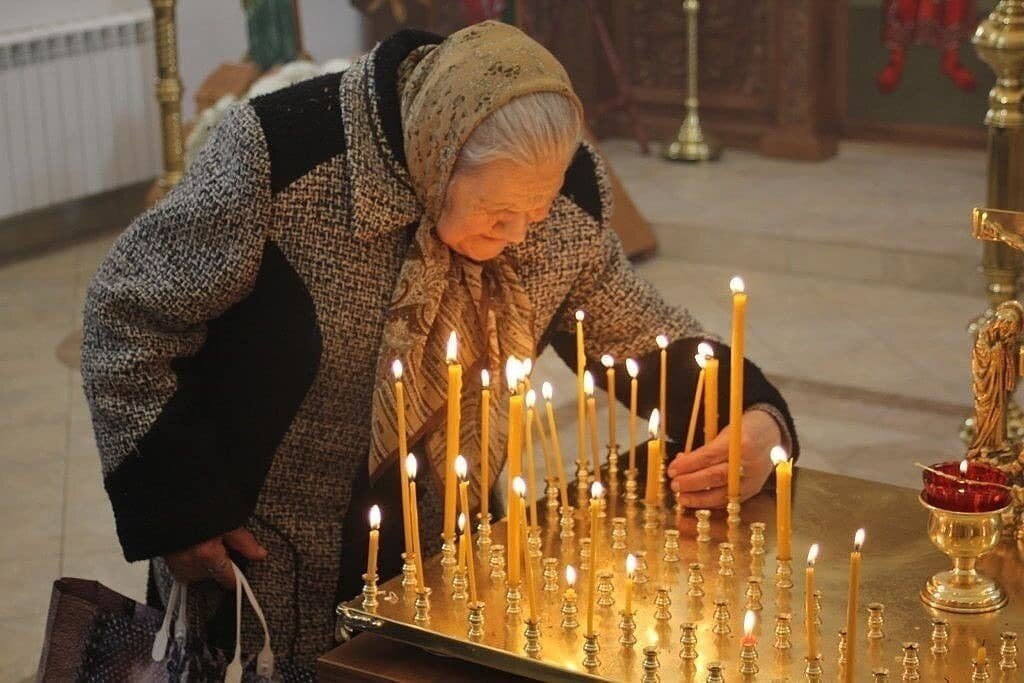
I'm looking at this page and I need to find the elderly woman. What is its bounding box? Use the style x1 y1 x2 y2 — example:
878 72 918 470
82 22 795 676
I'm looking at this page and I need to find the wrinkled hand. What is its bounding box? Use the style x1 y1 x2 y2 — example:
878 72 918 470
164 527 267 589
666 410 782 509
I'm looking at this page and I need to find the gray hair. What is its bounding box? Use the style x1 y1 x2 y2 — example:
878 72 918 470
455 92 582 172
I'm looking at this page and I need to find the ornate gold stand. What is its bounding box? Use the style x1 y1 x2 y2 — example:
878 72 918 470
149 0 185 202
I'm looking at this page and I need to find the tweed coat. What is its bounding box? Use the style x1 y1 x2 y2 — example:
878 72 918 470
81 29 796 672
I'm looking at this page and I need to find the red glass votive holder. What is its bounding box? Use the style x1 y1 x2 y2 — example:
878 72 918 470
922 461 1010 513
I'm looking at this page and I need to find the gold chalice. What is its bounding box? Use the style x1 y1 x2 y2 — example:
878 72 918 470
920 494 1010 614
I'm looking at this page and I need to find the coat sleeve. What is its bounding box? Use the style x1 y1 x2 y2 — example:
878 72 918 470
543 145 798 460
81 103 273 561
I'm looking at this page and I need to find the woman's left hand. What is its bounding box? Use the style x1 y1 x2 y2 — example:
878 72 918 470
665 410 782 509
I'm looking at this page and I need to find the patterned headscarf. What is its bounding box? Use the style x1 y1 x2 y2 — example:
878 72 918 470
367 21 583 511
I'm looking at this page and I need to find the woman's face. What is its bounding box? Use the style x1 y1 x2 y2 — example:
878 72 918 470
436 158 567 261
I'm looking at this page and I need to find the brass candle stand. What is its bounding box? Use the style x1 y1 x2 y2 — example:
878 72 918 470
1001 630 1018 670
401 552 417 588
477 512 493 550
524 618 542 657
618 609 637 646
362 572 379 611
440 536 457 568
468 600 485 639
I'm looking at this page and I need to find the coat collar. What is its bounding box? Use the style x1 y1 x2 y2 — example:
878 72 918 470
342 30 443 240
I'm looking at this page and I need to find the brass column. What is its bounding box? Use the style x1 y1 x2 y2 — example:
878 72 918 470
151 0 184 198
662 0 720 162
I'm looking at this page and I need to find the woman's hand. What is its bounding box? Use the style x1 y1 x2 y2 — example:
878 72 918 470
665 410 782 509
164 527 268 589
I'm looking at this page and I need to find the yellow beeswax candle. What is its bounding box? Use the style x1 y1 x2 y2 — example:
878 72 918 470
455 455 477 603
806 543 819 658
366 505 381 580
405 454 425 590
515 479 538 622
845 529 865 683
772 446 792 561
584 370 601 483
656 334 669 447
575 311 587 478
703 352 719 444
624 553 637 614
444 332 462 543
542 382 570 511
728 277 746 499
506 358 524 586
626 359 639 473
684 347 712 454
479 369 490 522
586 481 604 636
392 360 412 555
525 390 539 529
601 354 617 448
645 410 662 505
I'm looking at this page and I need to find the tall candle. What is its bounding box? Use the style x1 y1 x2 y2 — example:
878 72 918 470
455 455 478 603
405 454 425 590
532 405 557 487
506 358 524 587
703 352 719 444
601 354 617 448
366 504 381 580
626 359 639 473
624 553 637 614
684 349 710 454
392 360 412 555
457 512 467 571
805 543 820 658
479 369 490 522
525 390 539 529
565 564 577 605
644 410 662 505
444 332 462 543
584 370 601 483
728 277 747 499
844 529 865 683
515 478 539 622
656 334 669 447
542 382 570 511
586 481 604 636
521 357 533 395
575 311 587 478
742 610 756 646
772 446 792 561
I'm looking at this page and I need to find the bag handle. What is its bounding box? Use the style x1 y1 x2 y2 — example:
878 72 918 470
225 562 275 682
150 581 180 662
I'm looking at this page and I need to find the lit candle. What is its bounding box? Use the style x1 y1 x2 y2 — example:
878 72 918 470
683 345 712 454
805 543 820 658
444 332 462 544
514 477 539 622
575 311 587 479
586 481 604 636
565 564 577 614
626 359 639 473
455 455 478 603
525 390 540 529
656 334 669 447
542 382 570 511
644 409 662 505
977 644 988 665
522 357 533 394
624 553 637 614
506 358 524 587
584 370 601 483
703 350 719 444
772 446 792 561
392 360 412 556
480 369 490 523
457 511 467 571
601 354 617 448
844 528 865 683
742 609 756 646
406 454 425 590
728 276 746 500
366 504 381 580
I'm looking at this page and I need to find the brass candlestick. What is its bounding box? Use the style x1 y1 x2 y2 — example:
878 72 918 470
545 480 559 511
441 536 457 568
619 609 637 646
612 517 627 550
706 662 725 682
361 572 379 611
749 522 766 556
837 628 848 667
634 550 651 593
641 645 660 682
871 668 889 682
663 529 681 564
726 498 741 526
476 512 493 551
559 505 576 539
920 495 1010 613
654 586 673 621
505 583 523 615
467 600 485 639
561 588 579 629
773 613 792 650
972 659 992 681
488 544 506 582
901 642 921 681
712 599 731 635
401 552 417 589
696 509 712 542
718 542 735 576
1001 630 1019 669
804 654 824 681
451 566 468 601
662 0 721 162
149 0 184 200
625 468 638 502
523 618 541 657
597 572 615 608
527 526 542 559
413 587 431 622
687 562 706 597
580 538 592 571
679 622 699 660
866 602 884 639
582 632 600 669
607 444 620 479
930 618 950 655
643 502 660 530
744 576 763 611
542 557 559 592
774 558 794 589
739 637 759 675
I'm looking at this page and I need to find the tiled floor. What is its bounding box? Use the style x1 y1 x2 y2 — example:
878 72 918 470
0 140 986 680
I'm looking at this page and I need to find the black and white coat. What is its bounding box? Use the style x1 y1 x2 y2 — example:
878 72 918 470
82 29 796 670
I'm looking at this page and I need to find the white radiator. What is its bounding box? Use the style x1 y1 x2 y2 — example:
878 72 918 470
0 11 162 220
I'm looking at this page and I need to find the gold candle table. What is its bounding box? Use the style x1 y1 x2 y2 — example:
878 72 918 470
338 467 1024 681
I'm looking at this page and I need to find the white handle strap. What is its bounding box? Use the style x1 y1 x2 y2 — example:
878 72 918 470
151 581 181 662
224 562 275 682
174 583 188 644
224 566 243 683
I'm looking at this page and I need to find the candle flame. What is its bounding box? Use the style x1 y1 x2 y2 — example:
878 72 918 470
481 368 490 388
513 475 527 498
525 389 537 409
854 528 865 551
648 408 661 439
807 543 819 566
697 341 714 357
591 481 604 500
454 454 468 480
575 310 585 322
369 504 381 529
743 610 756 637
583 370 595 396
391 358 403 380
458 512 466 532
565 564 577 586
656 334 669 349
770 446 789 466
446 331 458 363
542 381 553 401
695 353 707 369
522 357 533 378
626 553 637 576
960 459 969 477
405 453 417 480
626 358 639 378
601 354 614 368
730 276 746 294
505 356 521 390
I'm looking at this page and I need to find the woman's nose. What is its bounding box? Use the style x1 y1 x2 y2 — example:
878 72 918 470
497 214 528 243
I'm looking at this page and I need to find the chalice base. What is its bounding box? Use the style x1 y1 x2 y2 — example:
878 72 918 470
921 570 1008 614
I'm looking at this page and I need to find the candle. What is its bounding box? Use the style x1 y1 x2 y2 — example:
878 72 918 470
584 370 601 483
626 359 639 473
644 409 662 505
366 504 381 580
683 346 711 454
406 454 425 590
772 446 792 561
575 311 587 478
525 390 540 529
703 350 719 444
977 644 988 665
805 543 820 658
455 455 478 603
624 553 637 614
601 354 617 448
532 403 557 489
457 512 467 570
521 357 533 394
844 528 865 683
586 481 604 635
728 276 746 499
444 332 462 544
480 369 490 522
656 334 669 447
392 360 412 556
514 477 539 622
565 564 577 614
542 382 570 511
506 358 524 587
742 609 756 646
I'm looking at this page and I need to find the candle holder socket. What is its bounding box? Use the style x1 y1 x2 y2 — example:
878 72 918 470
774 557 794 589
641 645 660 682
634 550 651 592
579 537 592 571
726 497 741 525
597 571 615 608
930 618 949 655
773 612 792 650
696 509 712 542
663 529 681 564
1001 630 1018 670
739 638 759 675
744 576 763 611
611 517 627 550
804 654 824 681
523 617 541 657
607 444 620 478
706 662 725 682
837 628 848 667
361 572 379 611
505 582 523 616
400 552 417 589
527 526 542 559
440 536 457 568
413 587 431 623
866 601 884 639
451 566 468 601
561 589 579 630
901 641 921 681
467 600 485 639
476 512 492 551
542 557 559 592
582 632 600 669
625 468 638 502
654 586 672 621
679 622 699 660
618 609 637 646
544 480 559 512
871 668 889 682
712 599 731 635
643 502 660 531
488 544 506 582
559 505 576 540
749 522 766 556
972 659 991 681
687 562 706 598
718 542 735 576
